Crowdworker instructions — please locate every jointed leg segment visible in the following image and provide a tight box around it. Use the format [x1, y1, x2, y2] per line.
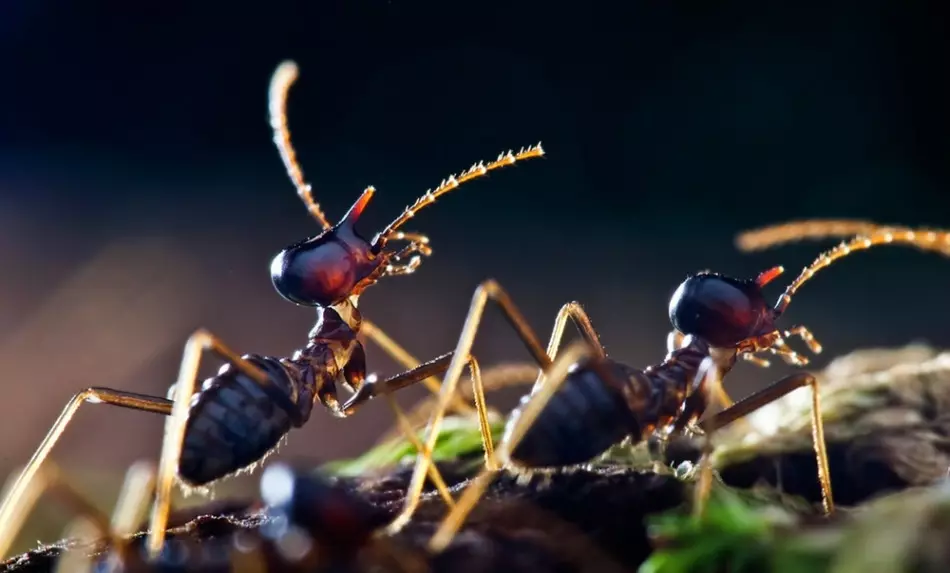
[700, 372, 834, 514]
[384, 280, 554, 535]
[147, 328, 274, 558]
[0, 389, 171, 559]
[427, 342, 595, 551]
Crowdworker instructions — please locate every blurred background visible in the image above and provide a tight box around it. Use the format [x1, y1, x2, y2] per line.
[1, 0, 949, 552]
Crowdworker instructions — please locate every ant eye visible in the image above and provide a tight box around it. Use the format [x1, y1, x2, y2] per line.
[668, 274, 772, 347]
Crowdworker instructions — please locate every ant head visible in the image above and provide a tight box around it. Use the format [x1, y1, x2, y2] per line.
[266, 61, 545, 308]
[668, 267, 784, 348]
[270, 189, 384, 307]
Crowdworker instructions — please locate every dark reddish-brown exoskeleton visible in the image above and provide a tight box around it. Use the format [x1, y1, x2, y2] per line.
[0, 59, 544, 562]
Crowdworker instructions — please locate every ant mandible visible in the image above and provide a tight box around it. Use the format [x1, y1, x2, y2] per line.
[0, 60, 544, 561]
[365, 221, 950, 551]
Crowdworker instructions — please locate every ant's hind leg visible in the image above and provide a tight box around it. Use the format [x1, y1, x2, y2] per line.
[147, 329, 274, 558]
[427, 341, 596, 552]
[701, 372, 834, 515]
[0, 390, 171, 559]
[385, 280, 555, 535]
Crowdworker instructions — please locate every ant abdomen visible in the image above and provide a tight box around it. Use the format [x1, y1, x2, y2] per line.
[504, 360, 644, 468]
[179, 356, 301, 486]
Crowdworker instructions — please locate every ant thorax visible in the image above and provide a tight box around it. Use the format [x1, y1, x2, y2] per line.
[333, 295, 363, 332]
[706, 345, 739, 376]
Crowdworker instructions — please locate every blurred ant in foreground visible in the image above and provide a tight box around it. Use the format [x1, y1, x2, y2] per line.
[364, 220, 950, 551]
[0, 60, 543, 560]
[4, 461, 424, 573]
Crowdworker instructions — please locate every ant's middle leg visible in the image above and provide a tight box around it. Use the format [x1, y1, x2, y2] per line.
[342, 352, 491, 508]
[427, 341, 596, 552]
[147, 328, 278, 558]
[0, 390, 171, 560]
[668, 330, 745, 416]
[357, 320, 475, 417]
[700, 371, 834, 514]
[385, 279, 555, 535]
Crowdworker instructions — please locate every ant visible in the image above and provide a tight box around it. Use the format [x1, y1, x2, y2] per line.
[0, 59, 543, 561]
[5, 461, 424, 573]
[402, 221, 950, 550]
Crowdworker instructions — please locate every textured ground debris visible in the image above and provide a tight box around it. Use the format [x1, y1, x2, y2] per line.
[1, 461, 685, 573]
[6, 344, 950, 572]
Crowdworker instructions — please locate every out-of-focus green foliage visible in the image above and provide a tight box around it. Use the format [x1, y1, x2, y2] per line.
[640, 482, 836, 573]
[323, 415, 507, 476]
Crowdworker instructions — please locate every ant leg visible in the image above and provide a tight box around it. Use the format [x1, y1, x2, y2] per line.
[427, 341, 594, 552]
[343, 353, 493, 503]
[531, 301, 606, 392]
[375, 363, 542, 445]
[385, 280, 554, 535]
[700, 372, 834, 514]
[384, 393, 456, 508]
[147, 329, 274, 558]
[0, 462, 113, 561]
[0, 390, 171, 559]
[359, 319, 475, 417]
[669, 330, 744, 415]
[53, 462, 157, 572]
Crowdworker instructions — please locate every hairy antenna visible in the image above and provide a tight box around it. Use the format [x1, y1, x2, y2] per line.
[372, 144, 545, 249]
[736, 219, 886, 252]
[268, 60, 332, 230]
[774, 225, 950, 316]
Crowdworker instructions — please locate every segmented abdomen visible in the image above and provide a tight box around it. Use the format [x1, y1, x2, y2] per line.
[505, 361, 644, 468]
[178, 355, 299, 486]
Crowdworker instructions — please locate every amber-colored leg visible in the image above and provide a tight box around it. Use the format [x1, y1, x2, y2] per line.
[384, 280, 554, 535]
[147, 329, 275, 558]
[53, 461, 157, 573]
[359, 319, 474, 417]
[385, 301, 606, 443]
[342, 352, 493, 506]
[427, 341, 594, 552]
[0, 390, 171, 560]
[375, 362, 544, 445]
[0, 462, 109, 560]
[668, 330, 744, 415]
[700, 372, 834, 514]
[531, 301, 605, 393]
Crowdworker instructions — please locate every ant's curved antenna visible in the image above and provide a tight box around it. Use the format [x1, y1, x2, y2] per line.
[268, 60, 332, 229]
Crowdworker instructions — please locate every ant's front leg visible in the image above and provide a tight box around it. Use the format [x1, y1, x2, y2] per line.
[668, 330, 743, 415]
[701, 371, 834, 514]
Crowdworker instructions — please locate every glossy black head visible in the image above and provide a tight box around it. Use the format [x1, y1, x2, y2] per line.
[668, 271, 776, 348]
[270, 189, 383, 307]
